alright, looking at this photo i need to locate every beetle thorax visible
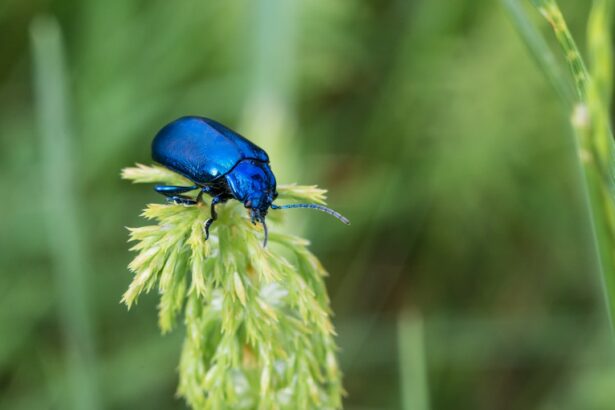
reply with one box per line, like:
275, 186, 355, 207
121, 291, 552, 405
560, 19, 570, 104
224, 159, 277, 214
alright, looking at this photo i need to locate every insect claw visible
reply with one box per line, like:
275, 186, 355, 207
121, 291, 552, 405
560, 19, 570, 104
203, 219, 213, 240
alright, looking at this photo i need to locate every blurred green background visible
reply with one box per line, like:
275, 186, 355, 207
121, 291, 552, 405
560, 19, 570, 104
1, 0, 614, 409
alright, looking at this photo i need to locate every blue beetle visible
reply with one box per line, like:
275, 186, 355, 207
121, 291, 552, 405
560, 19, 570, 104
152, 116, 349, 246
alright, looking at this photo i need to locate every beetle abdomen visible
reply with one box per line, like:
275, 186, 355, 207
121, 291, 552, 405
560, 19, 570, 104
152, 116, 269, 184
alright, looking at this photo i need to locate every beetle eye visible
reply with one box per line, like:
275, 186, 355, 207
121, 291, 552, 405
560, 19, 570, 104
246, 200, 252, 208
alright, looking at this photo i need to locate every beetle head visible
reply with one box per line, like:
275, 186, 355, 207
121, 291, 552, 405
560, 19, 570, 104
245, 190, 277, 217
225, 159, 277, 219
245, 189, 279, 247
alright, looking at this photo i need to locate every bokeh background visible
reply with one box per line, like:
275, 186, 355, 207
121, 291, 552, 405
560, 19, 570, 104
1, 0, 614, 409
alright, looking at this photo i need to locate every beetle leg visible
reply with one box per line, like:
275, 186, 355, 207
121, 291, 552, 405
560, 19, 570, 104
203, 195, 223, 240
196, 185, 214, 203
166, 195, 197, 205
155, 185, 198, 198
154, 185, 198, 195
154, 185, 200, 205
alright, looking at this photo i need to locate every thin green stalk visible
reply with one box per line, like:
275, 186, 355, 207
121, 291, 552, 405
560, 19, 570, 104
241, 0, 298, 183
531, 0, 615, 330
534, 0, 589, 99
588, 0, 613, 105
30, 16, 100, 410
397, 310, 430, 410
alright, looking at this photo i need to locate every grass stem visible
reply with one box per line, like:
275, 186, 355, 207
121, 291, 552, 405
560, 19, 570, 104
31, 15, 100, 410
529, 0, 615, 331
397, 310, 430, 410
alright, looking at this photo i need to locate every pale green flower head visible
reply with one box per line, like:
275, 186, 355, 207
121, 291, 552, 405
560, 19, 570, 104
122, 164, 344, 409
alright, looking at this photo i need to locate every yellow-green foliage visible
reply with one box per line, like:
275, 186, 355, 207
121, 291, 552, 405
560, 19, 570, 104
122, 164, 343, 409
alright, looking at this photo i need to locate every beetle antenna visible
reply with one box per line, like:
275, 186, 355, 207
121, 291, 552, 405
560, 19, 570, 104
261, 218, 268, 248
271, 203, 350, 225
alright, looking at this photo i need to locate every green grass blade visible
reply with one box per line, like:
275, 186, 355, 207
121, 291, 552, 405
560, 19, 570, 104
30, 16, 101, 410
588, 0, 613, 106
584, 0, 615, 330
398, 310, 430, 410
